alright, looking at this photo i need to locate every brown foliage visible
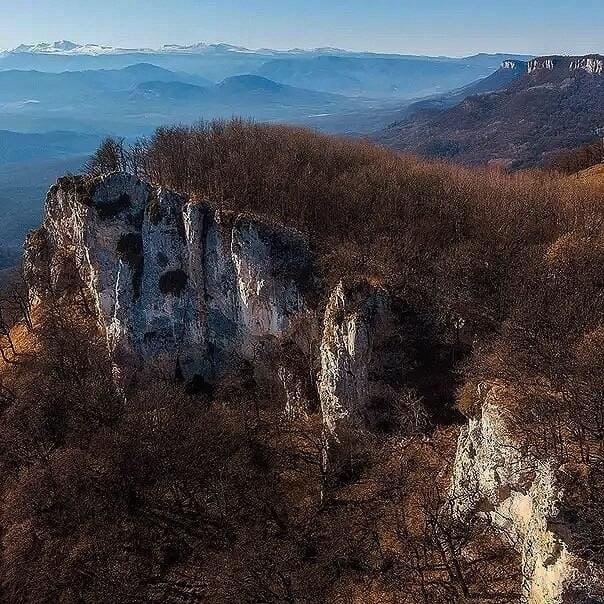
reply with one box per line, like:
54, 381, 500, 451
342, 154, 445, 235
125, 121, 599, 334
127, 121, 602, 422
126, 122, 603, 581
0, 293, 520, 603
2, 120, 601, 600
547, 139, 604, 174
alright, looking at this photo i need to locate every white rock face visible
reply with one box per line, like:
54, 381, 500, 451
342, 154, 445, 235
33, 173, 151, 373
527, 55, 604, 75
450, 386, 577, 603
528, 58, 557, 73
25, 172, 312, 382
318, 282, 373, 434
502, 59, 528, 72
570, 57, 604, 75
318, 281, 410, 435
278, 366, 308, 419
136, 188, 207, 377
231, 215, 311, 357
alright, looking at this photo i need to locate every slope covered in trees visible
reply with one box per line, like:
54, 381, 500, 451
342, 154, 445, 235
379, 55, 604, 169
1, 121, 602, 602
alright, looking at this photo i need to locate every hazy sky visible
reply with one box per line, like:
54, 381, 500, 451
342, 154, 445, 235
1, 0, 603, 57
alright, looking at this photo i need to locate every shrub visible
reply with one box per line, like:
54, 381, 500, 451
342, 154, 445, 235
547, 139, 604, 174
84, 137, 126, 177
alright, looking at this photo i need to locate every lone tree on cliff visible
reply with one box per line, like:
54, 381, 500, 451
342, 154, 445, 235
85, 137, 128, 177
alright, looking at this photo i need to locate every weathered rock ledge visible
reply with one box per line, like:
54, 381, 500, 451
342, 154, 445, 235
25, 172, 312, 384
24, 172, 421, 430
450, 384, 603, 603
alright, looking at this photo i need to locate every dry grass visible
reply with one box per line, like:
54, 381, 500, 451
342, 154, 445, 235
0, 312, 38, 371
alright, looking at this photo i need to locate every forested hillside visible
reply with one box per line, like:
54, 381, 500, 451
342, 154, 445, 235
381, 55, 604, 168
0, 122, 602, 602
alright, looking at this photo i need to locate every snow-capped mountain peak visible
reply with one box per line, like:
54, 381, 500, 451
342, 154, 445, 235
4, 40, 259, 56
6, 40, 155, 55
11, 40, 81, 54
3, 40, 351, 57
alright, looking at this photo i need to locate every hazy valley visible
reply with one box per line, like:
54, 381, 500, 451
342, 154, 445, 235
0, 41, 532, 252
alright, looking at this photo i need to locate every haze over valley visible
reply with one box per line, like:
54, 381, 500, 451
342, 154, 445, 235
0, 41, 539, 251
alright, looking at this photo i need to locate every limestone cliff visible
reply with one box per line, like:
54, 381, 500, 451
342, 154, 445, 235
25, 172, 312, 383
318, 282, 374, 434
318, 281, 427, 436
24, 172, 419, 429
527, 55, 604, 75
25, 170, 600, 602
450, 384, 603, 603
382, 53, 604, 169
501, 59, 527, 71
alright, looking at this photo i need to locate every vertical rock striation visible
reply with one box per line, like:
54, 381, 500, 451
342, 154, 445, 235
318, 281, 374, 434
26, 175, 422, 434
24, 172, 312, 384
231, 215, 312, 357
449, 384, 603, 603
318, 281, 422, 436
527, 55, 604, 75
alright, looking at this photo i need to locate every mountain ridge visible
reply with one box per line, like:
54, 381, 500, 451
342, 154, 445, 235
0, 42, 532, 100
2, 39, 532, 61
378, 53, 604, 167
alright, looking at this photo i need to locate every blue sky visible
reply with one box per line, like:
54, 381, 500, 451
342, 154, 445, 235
1, 0, 603, 56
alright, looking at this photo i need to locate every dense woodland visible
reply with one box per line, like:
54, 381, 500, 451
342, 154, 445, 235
547, 138, 604, 174
0, 121, 602, 602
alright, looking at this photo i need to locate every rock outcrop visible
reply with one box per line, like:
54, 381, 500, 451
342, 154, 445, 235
26, 171, 429, 433
450, 384, 603, 603
527, 55, 604, 75
381, 53, 604, 169
570, 56, 604, 75
318, 282, 375, 434
25, 172, 312, 383
501, 59, 529, 72
318, 281, 425, 436
24, 169, 603, 602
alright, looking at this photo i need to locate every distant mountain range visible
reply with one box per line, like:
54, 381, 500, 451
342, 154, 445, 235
0, 41, 532, 99
0, 40, 554, 253
0, 40, 524, 60
0, 63, 212, 103
254, 54, 523, 98
379, 55, 604, 168
0, 64, 360, 135
5, 41, 288, 56
3, 40, 354, 56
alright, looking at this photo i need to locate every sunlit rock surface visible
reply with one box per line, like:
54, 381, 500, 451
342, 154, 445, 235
450, 384, 603, 603
318, 281, 425, 436
24, 172, 311, 383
